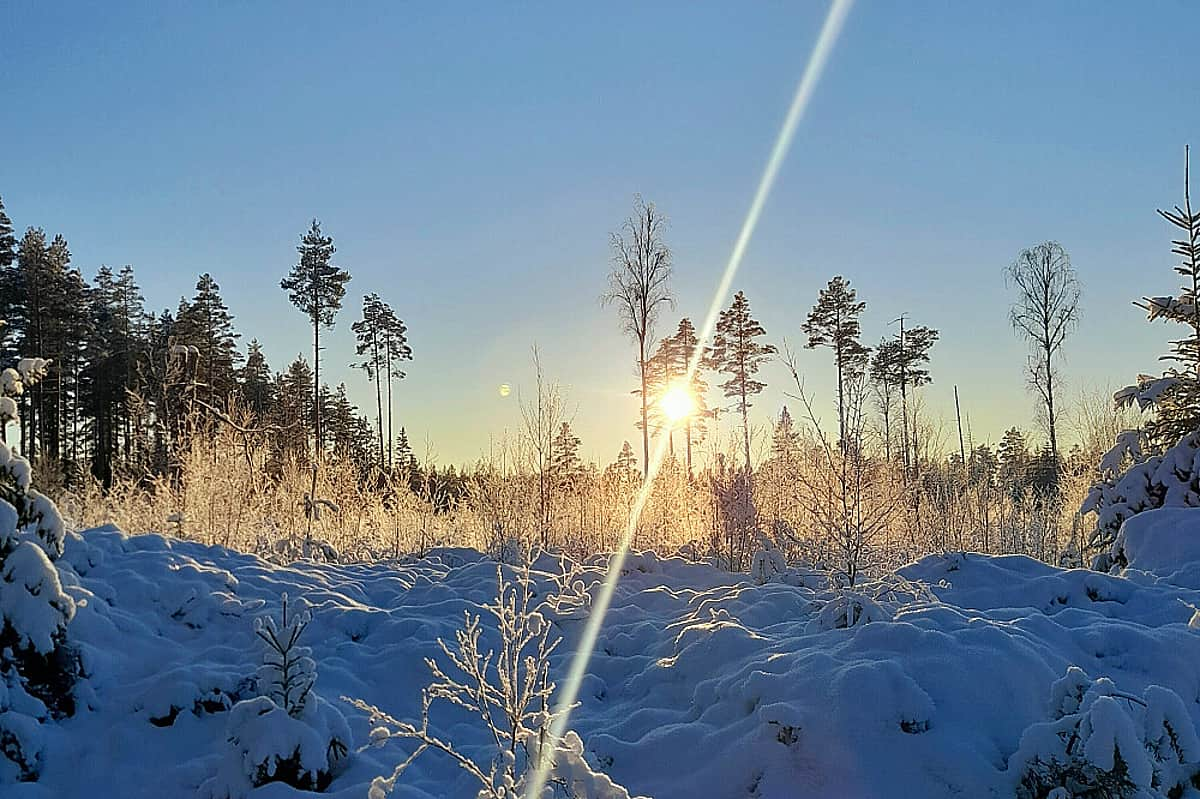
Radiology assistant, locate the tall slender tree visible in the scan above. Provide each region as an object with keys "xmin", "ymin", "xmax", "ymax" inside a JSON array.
[
  {"xmin": 382, "ymin": 306, "xmax": 413, "ymax": 468},
  {"xmin": 352, "ymin": 293, "xmax": 389, "ymax": 468},
  {"xmin": 281, "ymin": 220, "xmax": 350, "ymax": 453},
  {"xmin": 873, "ymin": 321, "xmax": 938, "ymax": 471},
  {"xmin": 803, "ymin": 276, "xmax": 869, "ymax": 452},
  {"xmin": 602, "ymin": 196, "xmax": 674, "ymax": 478},
  {"xmin": 705, "ymin": 291, "xmax": 776, "ymax": 472},
  {"xmin": 1005, "ymin": 241, "xmax": 1081, "ymax": 465}
]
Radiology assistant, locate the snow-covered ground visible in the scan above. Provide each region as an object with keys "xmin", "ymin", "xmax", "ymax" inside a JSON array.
[{"xmin": 16, "ymin": 509, "xmax": 1200, "ymax": 798}]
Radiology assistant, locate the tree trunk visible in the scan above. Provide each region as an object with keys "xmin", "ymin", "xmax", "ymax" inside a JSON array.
[
  {"xmin": 373, "ymin": 332, "xmax": 384, "ymax": 469},
  {"xmin": 639, "ymin": 337, "xmax": 649, "ymax": 479},
  {"xmin": 312, "ymin": 318, "xmax": 321, "ymax": 456}
]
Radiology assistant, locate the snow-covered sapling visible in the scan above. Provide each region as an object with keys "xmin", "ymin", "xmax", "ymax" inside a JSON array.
[
  {"xmin": 200, "ymin": 594, "xmax": 349, "ymax": 798},
  {"xmin": 254, "ymin": 593, "xmax": 315, "ymax": 717}
]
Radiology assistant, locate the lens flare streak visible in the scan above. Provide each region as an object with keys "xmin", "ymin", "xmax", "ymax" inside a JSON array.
[{"xmin": 523, "ymin": 2, "xmax": 854, "ymax": 795}]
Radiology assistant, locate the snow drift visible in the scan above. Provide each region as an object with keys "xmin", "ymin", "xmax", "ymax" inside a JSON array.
[{"xmin": 11, "ymin": 518, "xmax": 1200, "ymax": 798}]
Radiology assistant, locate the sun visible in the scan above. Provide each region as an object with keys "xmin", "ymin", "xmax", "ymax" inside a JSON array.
[{"xmin": 659, "ymin": 383, "xmax": 695, "ymax": 424}]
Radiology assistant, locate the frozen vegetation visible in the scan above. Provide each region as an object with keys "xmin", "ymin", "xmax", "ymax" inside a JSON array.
[{"xmin": 1, "ymin": 506, "xmax": 1199, "ymax": 797}]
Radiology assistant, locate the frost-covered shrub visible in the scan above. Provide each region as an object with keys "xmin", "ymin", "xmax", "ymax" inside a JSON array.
[
  {"xmin": 749, "ymin": 533, "xmax": 786, "ymax": 585},
  {"xmin": 1010, "ymin": 666, "xmax": 1200, "ymax": 799},
  {"xmin": 352, "ymin": 566, "xmax": 646, "ymax": 799},
  {"xmin": 201, "ymin": 595, "xmax": 349, "ymax": 798},
  {"xmin": 806, "ymin": 592, "xmax": 891, "ymax": 633},
  {"xmin": 1082, "ymin": 430, "xmax": 1200, "ymax": 569}
]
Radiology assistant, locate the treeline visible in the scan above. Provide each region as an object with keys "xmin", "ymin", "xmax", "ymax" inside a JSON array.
[{"xmin": 0, "ymin": 197, "xmax": 417, "ymax": 487}]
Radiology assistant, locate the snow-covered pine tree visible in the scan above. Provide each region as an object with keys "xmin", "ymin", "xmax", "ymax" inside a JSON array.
[
  {"xmin": 254, "ymin": 593, "xmax": 315, "ymax": 717},
  {"xmin": 202, "ymin": 594, "xmax": 349, "ymax": 798},
  {"xmin": 1010, "ymin": 666, "xmax": 1200, "ymax": 799},
  {"xmin": 1115, "ymin": 148, "xmax": 1200, "ymax": 447},
  {"xmin": 1084, "ymin": 149, "xmax": 1200, "ymax": 561},
  {"xmin": 0, "ymin": 354, "xmax": 76, "ymax": 782}
]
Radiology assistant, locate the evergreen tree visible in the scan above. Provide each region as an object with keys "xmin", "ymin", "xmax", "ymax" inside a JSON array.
[
  {"xmin": 997, "ymin": 427, "xmax": 1030, "ymax": 499},
  {"xmin": 704, "ymin": 291, "xmax": 775, "ymax": 472},
  {"xmin": 0, "ymin": 196, "xmax": 15, "ymax": 269},
  {"xmin": 803, "ymin": 276, "xmax": 869, "ymax": 452},
  {"xmin": 394, "ymin": 427, "xmax": 417, "ymax": 475},
  {"xmin": 382, "ymin": 305, "xmax": 413, "ymax": 468},
  {"xmin": 1117, "ymin": 148, "xmax": 1200, "ymax": 447},
  {"xmin": 873, "ymin": 322, "xmax": 939, "ymax": 471},
  {"xmin": 550, "ymin": 421, "xmax": 583, "ymax": 493},
  {"xmin": 608, "ymin": 440, "xmax": 639, "ymax": 484},
  {"xmin": 174, "ymin": 273, "xmax": 241, "ymax": 408},
  {"xmin": 652, "ymin": 317, "xmax": 712, "ymax": 477},
  {"xmin": 239, "ymin": 339, "xmax": 274, "ymax": 419},
  {"xmin": 770, "ymin": 405, "xmax": 801, "ymax": 462},
  {"xmin": 273, "ymin": 356, "xmax": 315, "ymax": 463},
  {"xmin": 280, "ymin": 220, "xmax": 350, "ymax": 453},
  {"xmin": 352, "ymin": 294, "xmax": 389, "ymax": 468},
  {"xmin": 967, "ymin": 444, "xmax": 998, "ymax": 488}
]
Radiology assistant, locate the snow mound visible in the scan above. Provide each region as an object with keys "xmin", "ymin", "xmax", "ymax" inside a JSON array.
[
  {"xmin": 1112, "ymin": 507, "xmax": 1200, "ymax": 585},
  {"xmin": 12, "ymin": 528, "xmax": 1200, "ymax": 798}
]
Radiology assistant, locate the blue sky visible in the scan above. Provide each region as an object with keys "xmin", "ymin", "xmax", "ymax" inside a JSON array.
[{"xmin": 2, "ymin": 1, "xmax": 1198, "ymax": 466}]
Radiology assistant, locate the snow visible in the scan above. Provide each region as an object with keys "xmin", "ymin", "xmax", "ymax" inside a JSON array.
[
  {"xmin": 1114, "ymin": 506, "xmax": 1200, "ymax": 582},
  {"xmin": 14, "ymin": 519, "xmax": 1200, "ymax": 797}
]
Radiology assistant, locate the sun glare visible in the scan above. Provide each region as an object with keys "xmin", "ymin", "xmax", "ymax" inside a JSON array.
[{"xmin": 660, "ymin": 383, "xmax": 695, "ymax": 423}]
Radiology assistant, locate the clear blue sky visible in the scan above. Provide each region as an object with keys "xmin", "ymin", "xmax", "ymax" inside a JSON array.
[{"xmin": 2, "ymin": 2, "xmax": 1197, "ymax": 466}]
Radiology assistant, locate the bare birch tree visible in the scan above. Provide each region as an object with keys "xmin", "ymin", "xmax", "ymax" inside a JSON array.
[
  {"xmin": 602, "ymin": 196, "xmax": 674, "ymax": 478},
  {"xmin": 1005, "ymin": 241, "xmax": 1081, "ymax": 464}
]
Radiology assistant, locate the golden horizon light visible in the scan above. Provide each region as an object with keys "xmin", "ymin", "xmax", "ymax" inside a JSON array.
[{"xmin": 660, "ymin": 383, "xmax": 695, "ymax": 424}]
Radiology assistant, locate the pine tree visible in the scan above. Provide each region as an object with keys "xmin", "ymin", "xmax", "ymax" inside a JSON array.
[
  {"xmin": 704, "ymin": 291, "xmax": 775, "ymax": 472},
  {"xmin": 352, "ymin": 294, "xmax": 388, "ymax": 468},
  {"xmin": 650, "ymin": 317, "xmax": 712, "ymax": 478},
  {"xmin": 997, "ymin": 427, "xmax": 1030, "ymax": 499},
  {"xmin": 382, "ymin": 306, "xmax": 412, "ymax": 468},
  {"xmin": 770, "ymin": 405, "xmax": 801, "ymax": 462},
  {"xmin": 803, "ymin": 276, "xmax": 869, "ymax": 452},
  {"xmin": 273, "ymin": 356, "xmax": 315, "ymax": 463},
  {"xmin": 280, "ymin": 220, "xmax": 350, "ymax": 454},
  {"xmin": 1117, "ymin": 148, "xmax": 1200, "ymax": 447},
  {"xmin": 394, "ymin": 427, "xmax": 417, "ymax": 475},
  {"xmin": 174, "ymin": 273, "xmax": 241, "ymax": 409},
  {"xmin": 239, "ymin": 339, "xmax": 274, "ymax": 419},
  {"xmin": 550, "ymin": 421, "xmax": 583, "ymax": 493},
  {"xmin": 609, "ymin": 440, "xmax": 639, "ymax": 484},
  {"xmin": 873, "ymin": 321, "xmax": 939, "ymax": 471},
  {"xmin": 0, "ymin": 196, "xmax": 15, "ymax": 270}
]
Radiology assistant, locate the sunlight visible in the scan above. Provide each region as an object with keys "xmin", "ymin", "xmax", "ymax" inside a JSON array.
[
  {"xmin": 660, "ymin": 383, "xmax": 695, "ymax": 424},
  {"xmin": 523, "ymin": 1, "xmax": 856, "ymax": 796}
]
